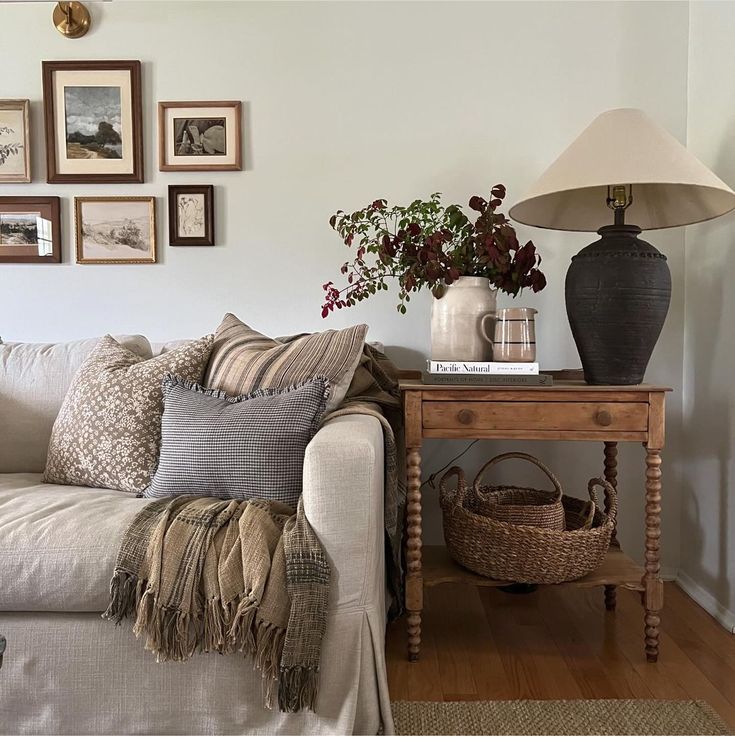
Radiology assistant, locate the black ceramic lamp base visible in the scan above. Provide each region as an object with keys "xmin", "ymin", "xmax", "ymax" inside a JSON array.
[{"xmin": 565, "ymin": 224, "xmax": 672, "ymax": 386}]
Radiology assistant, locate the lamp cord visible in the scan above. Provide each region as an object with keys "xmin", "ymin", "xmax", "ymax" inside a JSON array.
[{"xmin": 422, "ymin": 439, "xmax": 480, "ymax": 488}]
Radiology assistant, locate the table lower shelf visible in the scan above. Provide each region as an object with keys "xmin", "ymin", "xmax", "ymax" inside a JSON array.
[{"xmin": 422, "ymin": 544, "xmax": 645, "ymax": 591}]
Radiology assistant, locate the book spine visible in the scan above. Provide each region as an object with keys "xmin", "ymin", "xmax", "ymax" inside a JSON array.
[
  {"xmin": 427, "ymin": 360, "xmax": 539, "ymax": 375},
  {"xmin": 422, "ymin": 373, "xmax": 553, "ymax": 386}
]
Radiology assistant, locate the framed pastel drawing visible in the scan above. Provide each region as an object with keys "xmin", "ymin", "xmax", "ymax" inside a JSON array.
[
  {"xmin": 0, "ymin": 100, "xmax": 31, "ymax": 183},
  {"xmin": 42, "ymin": 60, "xmax": 143, "ymax": 183},
  {"xmin": 0, "ymin": 196, "xmax": 61, "ymax": 263},
  {"xmin": 75, "ymin": 196, "xmax": 156, "ymax": 264},
  {"xmin": 168, "ymin": 185, "xmax": 214, "ymax": 246},
  {"xmin": 159, "ymin": 101, "xmax": 241, "ymax": 171}
]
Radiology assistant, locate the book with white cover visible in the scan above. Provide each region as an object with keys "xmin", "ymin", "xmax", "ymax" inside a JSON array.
[{"xmin": 427, "ymin": 360, "xmax": 539, "ymax": 375}]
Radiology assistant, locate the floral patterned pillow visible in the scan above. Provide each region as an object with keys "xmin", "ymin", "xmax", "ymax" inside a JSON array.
[{"xmin": 43, "ymin": 334, "xmax": 213, "ymax": 493}]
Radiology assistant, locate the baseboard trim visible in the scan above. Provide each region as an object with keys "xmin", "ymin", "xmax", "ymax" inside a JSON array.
[{"xmin": 676, "ymin": 570, "xmax": 735, "ymax": 634}]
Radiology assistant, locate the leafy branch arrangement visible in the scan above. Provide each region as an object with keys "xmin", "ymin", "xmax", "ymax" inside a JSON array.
[
  {"xmin": 322, "ymin": 185, "xmax": 546, "ymax": 317},
  {"xmin": 0, "ymin": 125, "xmax": 23, "ymax": 168}
]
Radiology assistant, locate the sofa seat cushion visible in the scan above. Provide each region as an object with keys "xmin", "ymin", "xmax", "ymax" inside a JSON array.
[{"xmin": 0, "ymin": 474, "xmax": 153, "ymax": 612}]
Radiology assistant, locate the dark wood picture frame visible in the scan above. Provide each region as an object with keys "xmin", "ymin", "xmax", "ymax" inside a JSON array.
[
  {"xmin": 42, "ymin": 60, "xmax": 144, "ymax": 184},
  {"xmin": 158, "ymin": 100, "xmax": 242, "ymax": 172},
  {"xmin": 0, "ymin": 196, "xmax": 61, "ymax": 263},
  {"xmin": 168, "ymin": 185, "xmax": 214, "ymax": 246}
]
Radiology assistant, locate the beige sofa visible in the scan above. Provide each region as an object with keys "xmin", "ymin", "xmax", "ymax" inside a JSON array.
[{"xmin": 0, "ymin": 336, "xmax": 394, "ymax": 735}]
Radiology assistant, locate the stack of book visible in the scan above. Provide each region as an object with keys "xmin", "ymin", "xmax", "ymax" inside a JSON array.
[{"xmin": 423, "ymin": 359, "xmax": 553, "ymax": 386}]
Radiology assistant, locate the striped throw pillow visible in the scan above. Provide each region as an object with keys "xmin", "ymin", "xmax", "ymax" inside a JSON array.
[
  {"xmin": 204, "ymin": 313, "xmax": 367, "ymax": 413},
  {"xmin": 143, "ymin": 375, "xmax": 330, "ymax": 506}
]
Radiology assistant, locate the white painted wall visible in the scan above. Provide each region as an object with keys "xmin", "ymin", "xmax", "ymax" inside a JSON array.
[
  {"xmin": 682, "ymin": 0, "xmax": 735, "ymax": 631},
  {"xmin": 0, "ymin": 2, "xmax": 691, "ymax": 572}
]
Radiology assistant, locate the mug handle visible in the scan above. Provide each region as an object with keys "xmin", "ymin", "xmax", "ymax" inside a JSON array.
[{"xmin": 480, "ymin": 313, "xmax": 495, "ymax": 345}]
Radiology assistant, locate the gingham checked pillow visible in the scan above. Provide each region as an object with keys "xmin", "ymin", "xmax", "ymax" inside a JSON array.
[{"xmin": 143, "ymin": 375, "xmax": 329, "ymax": 506}]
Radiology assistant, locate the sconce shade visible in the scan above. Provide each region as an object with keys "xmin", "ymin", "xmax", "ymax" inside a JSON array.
[{"xmin": 509, "ymin": 108, "xmax": 735, "ymax": 231}]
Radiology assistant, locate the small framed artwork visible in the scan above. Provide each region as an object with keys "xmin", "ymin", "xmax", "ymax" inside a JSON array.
[
  {"xmin": 168, "ymin": 185, "xmax": 214, "ymax": 246},
  {"xmin": 0, "ymin": 100, "xmax": 31, "ymax": 183},
  {"xmin": 42, "ymin": 60, "xmax": 143, "ymax": 183},
  {"xmin": 0, "ymin": 196, "xmax": 61, "ymax": 263},
  {"xmin": 75, "ymin": 196, "xmax": 156, "ymax": 264},
  {"xmin": 159, "ymin": 101, "xmax": 241, "ymax": 172}
]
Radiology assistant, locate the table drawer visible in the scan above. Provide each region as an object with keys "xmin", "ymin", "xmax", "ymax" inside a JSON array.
[{"xmin": 422, "ymin": 401, "xmax": 649, "ymax": 432}]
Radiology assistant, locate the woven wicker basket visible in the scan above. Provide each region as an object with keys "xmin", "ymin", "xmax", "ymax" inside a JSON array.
[
  {"xmin": 469, "ymin": 452, "xmax": 565, "ymax": 531},
  {"xmin": 439, "ymin": 458, "xmax": 617, "ymax": 584}
]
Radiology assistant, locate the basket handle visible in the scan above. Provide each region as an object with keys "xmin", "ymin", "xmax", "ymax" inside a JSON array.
[
  {"xmin": 472, "ymin": 452, "xmax": 563, "ymax": 502},
  {"xmin": 587, "ymin": 477, "xmax": 618, "ymax": 526},
  {"xmin": 439, "ymin": 466, "xmax": 467, "ymax": 512}
]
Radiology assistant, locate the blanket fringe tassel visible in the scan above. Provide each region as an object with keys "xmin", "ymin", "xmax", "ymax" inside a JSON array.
[{"xmin": 277, "ymin": 665, "xmax": 320, "ymax": 713}]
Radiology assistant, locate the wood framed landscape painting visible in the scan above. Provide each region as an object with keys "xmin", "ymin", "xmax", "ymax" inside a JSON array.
[
  {"xmin": 75, "ymin": 196, "xmax": 156, "ymax": 264},
  {"xmin": 0, "ymin": 196, "xmax": 61, "ymax": 263},
  {"xmin": 159, "ymin": 101, "xmax": 241, "ymax": 171},
  {"xmin": 168, "ymin": 185, "xmax": 214, "ymax": 246},
  {"xmin": 42, "ymin": 61, "xmax": 143, "ymax": 183},
  {"xmin": 0, "ymin": 100, "xmax": 31, "ymax": 183}
]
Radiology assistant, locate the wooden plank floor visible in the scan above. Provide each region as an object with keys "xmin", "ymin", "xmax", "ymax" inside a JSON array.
[{"xmin": 386, "ymin": 582, "xmax": 735, "ymax": 730}]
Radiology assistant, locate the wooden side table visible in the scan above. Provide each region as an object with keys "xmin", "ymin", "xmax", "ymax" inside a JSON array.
[{"xmin": 399, "ymin": 377, "xmax": 670, "ymax": 663}]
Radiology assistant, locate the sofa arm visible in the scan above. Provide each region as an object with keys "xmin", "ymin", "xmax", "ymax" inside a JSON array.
[{"xmin": 302, "ymin": 413, "xmax": 385, "ymax": 610}]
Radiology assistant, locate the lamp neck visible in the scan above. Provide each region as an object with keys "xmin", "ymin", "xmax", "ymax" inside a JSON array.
[{"xmin": 597, "ymin": 223, "xmax": 642, "ymax": 238}]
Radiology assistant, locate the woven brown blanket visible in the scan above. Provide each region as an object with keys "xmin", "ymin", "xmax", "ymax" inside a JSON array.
[{"xmin": 103, "ymin": 496, "xmax": 329, "ymax": 713}]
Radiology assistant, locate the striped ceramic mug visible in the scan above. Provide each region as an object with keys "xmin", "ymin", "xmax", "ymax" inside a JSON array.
[{"xmin": 481, "ymin": 307, "xmax": 537, "ymax": 362}]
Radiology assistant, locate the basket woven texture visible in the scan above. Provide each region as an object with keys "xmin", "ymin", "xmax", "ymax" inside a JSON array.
[
  {"xmin": 470, "ymin": 452, "xmax": 565, "ymax": 531},
  {"xmin": 439, "ymin": 452, "xmax": 617, "ymax": 584}
]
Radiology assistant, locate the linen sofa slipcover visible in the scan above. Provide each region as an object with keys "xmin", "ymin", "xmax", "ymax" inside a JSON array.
[{"xmin": 0, "ymin": 337, "xmax": 393, "ymax": 734}]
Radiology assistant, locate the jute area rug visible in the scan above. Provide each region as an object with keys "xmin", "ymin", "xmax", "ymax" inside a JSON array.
[{"xmin": 391, "ymin": 699, "xmax": 731, "ymax": 736}]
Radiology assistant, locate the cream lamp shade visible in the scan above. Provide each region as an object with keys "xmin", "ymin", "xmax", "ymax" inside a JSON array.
[{"xmin": 509, "ymin": 108, "xmax": 735, "ymax": 231}]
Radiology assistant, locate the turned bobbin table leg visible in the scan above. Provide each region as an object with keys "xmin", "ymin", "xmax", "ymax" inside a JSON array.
[
  {"xmin": 405, "ymin": 446, "xmax": 423, "ymax": 661},
  {"xmin": 643, "ymin": 445, "xmax": 664, "ymax": 662},
  {"xmin": 603, "ymin": 441, "xmax": 619, "ymax": 611}
]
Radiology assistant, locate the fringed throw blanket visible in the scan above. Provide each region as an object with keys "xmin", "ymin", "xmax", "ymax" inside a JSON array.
[{"xmin": 103, "ymin": 496, "xmax": 329, "ymax": 713}]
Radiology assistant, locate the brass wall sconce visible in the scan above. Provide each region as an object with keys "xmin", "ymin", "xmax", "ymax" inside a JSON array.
[{"xmin": 53, "ymin": 2, "xmax": 91, "ymax": 39}]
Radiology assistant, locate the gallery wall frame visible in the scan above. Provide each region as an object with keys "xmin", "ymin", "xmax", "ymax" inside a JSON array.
[
  {"xmin": 159, "ymin": 100, "xmax": 242, "ymax": 172},
  {"xmin": 0, "ymin": 196, "xmax": 61, "ymax": 263},
  {"xmin": 42, "ymin": 60, "xmax": 144, "ymax": 184},
  {"xmin": 0, "ymin": 99, "xmax": 31, "ymax": 183},
  {"xmin": 168, "ymin": 184, "xmax": 214, "ymax": 246},
  {"xmin": 75, "ymin": 196, "xmax": 156, "ymax": 264}
]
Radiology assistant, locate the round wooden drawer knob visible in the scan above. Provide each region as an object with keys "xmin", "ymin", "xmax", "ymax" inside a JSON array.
[
  {"xmin": 595, "ymin": 410, "xmax": 613, "ymax": 426},
  {"xmin": 457, "ymin": 409, "xmax": 475, "ymax": 425}
]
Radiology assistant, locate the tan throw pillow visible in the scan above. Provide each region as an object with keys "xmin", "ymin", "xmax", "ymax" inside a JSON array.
[
  {"xmin": 44, "ymin": 334, "xmax": 213, "ymax": 493},
  {"xmin": 204, "ymin": 313, "xmax": 367, "ymax": 412}
]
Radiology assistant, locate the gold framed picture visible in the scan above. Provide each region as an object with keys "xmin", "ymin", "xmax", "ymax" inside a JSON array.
[
  {"xmin": 42, "ymin": 60, "xmax": 144, "ymax": 184},
  {"xmin": 158, "ymin": 100, "xmax": 242, "ymax": 172},
  {"xmin": 75, "ymin": 196, "xmax": 156, "ymax": 264},
  {"xmin": 0, "ymin": 100, "xmax": 31, "ymax": 183}
]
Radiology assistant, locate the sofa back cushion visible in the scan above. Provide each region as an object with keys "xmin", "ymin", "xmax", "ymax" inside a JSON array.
[{"xmin": 0, "ymin": 335, "xmax": 152, "ymax": 473}]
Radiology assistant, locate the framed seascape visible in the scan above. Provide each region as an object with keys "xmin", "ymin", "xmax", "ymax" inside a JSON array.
[
  {"xmin": 0, "ymin": 196, "xmax": 61, "ymax": 263},
  {"xmin": 159, "ymin": 101, "xmax": 241, "ymax": 171},
  {"xmin": 42, "ymin": 61, "xmax": 143, "ymax": 183},
  {"xmin": 0, "ymin": 100, "xmax": 31, "ymax": 183},
  {"xmin": 75, "ymin": 196, "xmax": 156, "ymax": 264}
]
